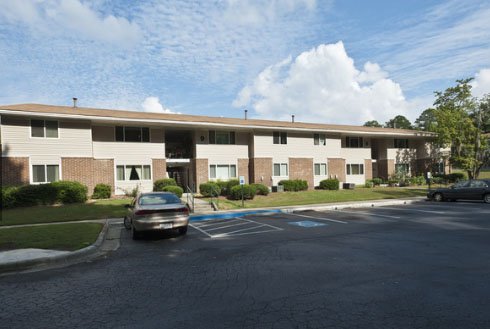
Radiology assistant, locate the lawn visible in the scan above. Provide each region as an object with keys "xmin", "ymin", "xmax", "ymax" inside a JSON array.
[
  {"xmin": 0, "ymin": 198, "xmax": 131, "ymax": 227},
  {"xmin": 0, "ymin": 222, "xmax": 103, "ymax": 251},
  {"xmin": 208, "ymin": 187, "xmax": 427, "ymax": 210}
]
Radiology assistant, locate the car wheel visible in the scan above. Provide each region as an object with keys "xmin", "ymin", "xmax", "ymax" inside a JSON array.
[
  {"xmin": 484, "ymin": 194, "xmax": 490, "ymax": 204},
  {"xmin": 178, "ymin": 226, "xmax": 188, "ymax": 235},
  {"xmin": 132, "ymin": 226, "xmax": 141, "ymax": 240},
  {"xmin": 123, "ymin": 216, "xmax": 132, "ymax": 230},
  {"xmin": 433, "ymin": 193, "xmax": 444, "ymax": 202}
]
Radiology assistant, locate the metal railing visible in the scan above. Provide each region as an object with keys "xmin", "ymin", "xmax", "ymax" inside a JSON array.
[{"xmin": 185, "ymin": 185, "xmax": 195, "ymax": 213}]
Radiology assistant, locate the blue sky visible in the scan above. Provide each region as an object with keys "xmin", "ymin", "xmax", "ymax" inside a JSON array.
[{"xmin": 1, "ymin": 0, "xmax": 489, "ymax": 125}]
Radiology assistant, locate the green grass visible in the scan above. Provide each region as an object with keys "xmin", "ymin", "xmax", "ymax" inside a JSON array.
[
  {"xmin": 478, "ymin": 170, "xmax": 490, "ymax": 179},
  {"xmin": 207, "ymin": 187, "xmax": 427, "ymax": 210},
  {"xmin": 0, "ymin": 223, "xmax": 103, "ymax": 251},
  {"xmin": 0, "ymin": 198, "xmax": 131, "ymax": 227}
]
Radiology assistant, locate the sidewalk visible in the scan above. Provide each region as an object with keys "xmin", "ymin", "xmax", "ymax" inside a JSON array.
[{"xmin": 0, "ymin": 197, "xmax": 426, "ymax": 274}]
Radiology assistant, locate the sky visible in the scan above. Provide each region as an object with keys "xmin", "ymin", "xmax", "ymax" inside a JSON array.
[{"xmin": 0, "ymin": 0, "xmax": 489, "ymax": 125}]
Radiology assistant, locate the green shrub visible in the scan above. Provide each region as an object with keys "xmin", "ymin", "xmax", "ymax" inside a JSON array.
[
  {"xmin": 319, "ymin": 179, "xmax": 339, "ymax": 190},
  {"xmin": 162, "ymin": 185, "xmax": 184, "ymax": 198},
  {"xmin": 278, "ymin": 179, "xmax": 308, "ymax": 191},
  {"xmin": 1, "ymin": 186, "xmax": 19, "ymax": 209},
  {"xmin": 388, "ymin": 179, "xmax": 399, "ymax": 186},
  {"xmin": 365, "ymin": 180, "xmax": 374, "ymax": 188},
  {"xmin": 251, "ymin": 183, "xmax": 269, "ymax": 196},
  {"xmin": 92, "ymin": 183, "xmax": 111, "ymax": 199},
  {"xmin": 216, "ymin": 180, "xmax": 228, "ymax": 195},
  {"xmin": 16, "ymin": 184, "xmax": 59, "ymax": 206},
  {"xmin": 372, "ymin": 177, "xmax": 383, "ymax": 186},
  {"xmin": 51, "ymin": 181, "xmax": 88, "ymax": 204},
  {"xmin": 228, "ymin": 184, "xmax": 256, "ymax": 200},
  {"xmin": 153, "ymin": 178, "xmax": 177, "ymax": 191},
  {"xmin": 199, "ymin": 182, "xmax": 220, "ymax": 197},
  {"xmin": 215, "ymin": 179, "xmax": 241, "ymax": 196},
  {"xmin": 409, "ymin": 175, "xmax": 425, "ymax": 186}
]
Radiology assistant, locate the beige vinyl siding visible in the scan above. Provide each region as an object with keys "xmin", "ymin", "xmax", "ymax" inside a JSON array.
[
  {"xmin": 195, "ymin": 130, "xmax": 249, "ymax": 163},
  {"xmin": 1, "ymin": 115, "xmax": 92, "ymax": 157}
]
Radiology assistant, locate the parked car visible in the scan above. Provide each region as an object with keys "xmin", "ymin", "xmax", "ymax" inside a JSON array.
[
  {"xmin": 124, "ymin": 192, "xmax": 190, "ymax": 240},
  {"xmin": 427, "ymin": 179, "xmax": 490, "ymax": 203}
]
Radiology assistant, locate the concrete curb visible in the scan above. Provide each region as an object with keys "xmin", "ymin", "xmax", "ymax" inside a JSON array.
[{"xmin": 0, "ymin": 220, "xmax": 110, "ymax": 274}]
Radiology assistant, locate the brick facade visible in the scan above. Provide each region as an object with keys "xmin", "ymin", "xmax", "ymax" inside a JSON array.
[
  {"xmin": 152, "ymin": 159, "xmax": 167, "ymax": 181},
  {"xmin": 237, "ymin": 158, "xmax": 249, "ymax": 184},
  {"xmin": 194, "ymin": 158, "xmax": 208, "ymax": 190},
  {"xmin": 61, "ymin": 158, "xmax": 114, "ymax": 195},
  {"xmin": 327, "ymin": 158, "xmax": 346, "ymax": 182},
  {"xmin": 364, "ymin": 159, "xmax": 373, "ymax": 181},
  {"xmin": 289, "ymin": 157, "xmax": 314, "ymax": 190},
  {"xmin": 1, "ymin": 157, "xmax": 29, "ymax": 186},
  {"xmin": 250, "ymin": 157, "xmax": 273, "ymax": 187},
  {"xmin": 378, "ymin": 159, "xmax": 395, "ymax": 180},
  {"xmin": 92, "ymin": 159, "xmax": 114, "ymax": 193}
]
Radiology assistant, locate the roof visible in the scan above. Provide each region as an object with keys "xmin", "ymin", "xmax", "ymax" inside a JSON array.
[{"xmin": 0, "ymin": 103, "xmax": 435, "ymax": 137}]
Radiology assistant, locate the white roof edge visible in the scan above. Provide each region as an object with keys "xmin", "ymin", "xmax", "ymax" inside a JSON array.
[{"xmin": 0, "ymin": 109, "xmax": 435, "ymax": 138}]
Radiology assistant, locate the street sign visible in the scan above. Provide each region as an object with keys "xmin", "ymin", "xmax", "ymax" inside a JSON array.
[
  {"xmin": 239, "ymin": 176, "xmax": 245, "ymax": 185},
  {"xmin": 426, "ymin": 172, "xmax": 432, "ymax": 179}
]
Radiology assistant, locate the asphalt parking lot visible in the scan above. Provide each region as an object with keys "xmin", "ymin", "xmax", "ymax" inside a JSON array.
[{"xmin": 1, "ymin": 201, "xmax": 490, "ymax": 329}]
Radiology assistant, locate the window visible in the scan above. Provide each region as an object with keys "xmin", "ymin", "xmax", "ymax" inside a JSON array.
[
  {"xmin": 314, "ymin": 163, "xmax": 327, "ymax": 176},
  {"xmin": 470, "ymin": 180, "xmax": 487, "ymax": 188},
  {"xmin": 116, "ymin": 165, "xmax": 151, "ymax": 181},
  {"xmin": 31, "ymin": 120, "xmax": 58, "ymax": 138},
  {"xmin": 209, "ymin": 164, "xmax": 237, "ymax": 179},
  {"xmin": 394, "ymin": 138, "xmax": 409, "ymax": 148},
  {"xmin": 273, "ymin": 163, "xmax": 288, "ymax": 176},
  {"xmin": 395, "ymin": 163, "xmax": 410, "ymax": 175},
  {"xmin": 314, "ymin": 134, "xmax": 326, "ymax": 146},
  {"xmin": 346, "ymin": 164, "xmax": 364, "ymax": 175},
  {"xmin": 32, "ymin": 164, "xmax": 59, "ymax": 183},
  {"xmin": 115, "ymin": 126, "xmax": 150, "ymax": 142},
  {"xmin": 345, "ymin": 136, "xmax": 363, "ymax": 148},
  {"xmin": 273, "ymin": 132, "xmax": 287, "ymax": 144},
  {"xmin": 209, "ymin": 130, "xmax": 235, "ymax": 144},
  {"xmin": 432, "ymin": 162, "xmax": 445, "ymax": 174}
]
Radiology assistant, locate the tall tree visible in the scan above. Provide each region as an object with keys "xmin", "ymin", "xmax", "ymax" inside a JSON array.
[
  {"xmin": 414, "ymin": 108, "xmax": 437, "ymax": 131},
  {"xmin": 385, "ymin": 115, "xmax": 413, "ymax": 129},
  {"xmin": 363, "ymin": 120, "xmax": 382, "ymax": 127}
]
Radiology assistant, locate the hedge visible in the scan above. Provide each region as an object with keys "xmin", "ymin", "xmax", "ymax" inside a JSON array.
[
  {"xmin": 199, "ymin": 182, "xmax": 220, "ymax": 197},
  {"xmin": 161, "ymin": 185, "xmax": 184, "ymax": 198},
  {"xmin": 372, "ymin": 177, "xmax": 383, "ymax": 186},
  {"xmin": 153, "ymin": 178, "xmax": 177, "ymax": 191},
  {"xmin": 433, "ymin": 173, "xmax": 466, "ymax": 183},
  {"xmin": 251, "ymin": 183, "xmax": 269, "ymax": 196},
  {"xmin": 215, "ymin": 179, "xmax": 240, "ymax": 196},
  {"xmin": 365, "ymin": 180, "xmax": 374, "ymax": 188},
  {"xmin": 319, "ymin": 179, "xmax": 339, "ymax": 190},
  {"xmin": 278, "ymin": 179, "xmax": 308, "ymax": 191},
  {"xmin": 92, "ymin": 183, "xmax": 111, "ymax": 199},
  {"xmin": 228, "ymin": 184, "xmax": 256, "ymax": 200}
]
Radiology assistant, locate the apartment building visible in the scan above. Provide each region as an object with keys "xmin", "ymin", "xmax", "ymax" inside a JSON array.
[{"xmin": 0, "ymin": 104, "xmax": 439, "ymax": 195}]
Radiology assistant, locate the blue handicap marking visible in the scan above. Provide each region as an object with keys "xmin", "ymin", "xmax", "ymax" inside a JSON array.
[{"xmin": 288, "ymin": 220, "xmax": 327, "ymax": 228}]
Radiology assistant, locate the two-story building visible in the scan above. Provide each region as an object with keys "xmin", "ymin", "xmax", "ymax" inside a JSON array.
[{"xmin": 0, "ymin": 104, "xmax": 440, "ymax": 195}]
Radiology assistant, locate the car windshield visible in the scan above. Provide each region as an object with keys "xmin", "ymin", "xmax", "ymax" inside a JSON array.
[{"xmin": 138, "ymin": 194, "xmax": 181, "ymax": 206}]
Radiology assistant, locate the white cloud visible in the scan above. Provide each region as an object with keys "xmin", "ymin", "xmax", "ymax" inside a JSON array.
[
  {"xmin": 141, "ymin": 97, "xmax": 175, "ymax": 113},
  {"xmin": 472, "ymin": 68, "xmax": 490, "ymax": 98},
  {"xmin": 0, "ymin": 0, "xmax": 141, "ymax": 47},
  {"xmin": 234, "ymin": 42, "xmax": 411, "ymax": 125}
]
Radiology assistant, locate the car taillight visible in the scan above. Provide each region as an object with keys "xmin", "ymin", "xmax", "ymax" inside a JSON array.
[
  {"xmin": 135, "ymin": 209, "xmax": 153, "ymax": 216},
  {"xmin": 178, "ymin": 207, "xmax": 189, "ymax": 215}
]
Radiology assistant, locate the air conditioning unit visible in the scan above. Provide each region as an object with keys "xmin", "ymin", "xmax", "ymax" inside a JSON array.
[
  {"xmin": 343, "ymin": 183, "xmax": 355, "ymax": 189},
  {"xmin": 272, "ymin": 185, "xmax": 284, "ymax": 192}
]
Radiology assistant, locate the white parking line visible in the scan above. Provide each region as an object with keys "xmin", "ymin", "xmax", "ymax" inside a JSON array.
[
  {"xmin": 205, "ymin": 221, "xmax": 249, "ymax": 231},
  {"xmin": 189, "ymin": 223, "xmax": 214, "ymax": 238},
  {"xmin": 291, "ymin": 213, "xmax": 348, "ymax": 224},
  {"xmin": 190, "ymin": 217, "xmax": 282, "ymax": 238},
  {"xmin": 376, "ymin": 207, "xmax": 445, "ymax": 215},
  {"xmin": 326, "ymin": 209, "xmax": 401, "ymax": 219}
]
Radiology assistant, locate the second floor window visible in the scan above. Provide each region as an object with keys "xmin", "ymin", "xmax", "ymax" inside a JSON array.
[
  {"xmin": 394, "ymin": 138, "xmax": 409, "ymax": 148},
  {"xmin": 31, "ymin": 120, "xmax": 58, "ymax": 138},
  {"xmin": 273, "ymin": 132, "xmax": 287, "ymax": 144},
  {"xmin": 115, "ymin": 126, "xmax": 150, "ymax": 142},
  {"xmin": 345, "ymin": 136, "xmax": 363, "ymax": 148},
  {"xmin": 209, "ymin": 130, "xmax": 235, "ymax": 144},
  {"xmin": 314, "ymin": 134, "xmax": 326, "ymax": 146}
]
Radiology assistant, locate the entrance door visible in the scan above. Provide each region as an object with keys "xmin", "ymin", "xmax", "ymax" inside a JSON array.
[{"xmin": 167, "ymin": 165, "xmax": 190, "ymax": 188}]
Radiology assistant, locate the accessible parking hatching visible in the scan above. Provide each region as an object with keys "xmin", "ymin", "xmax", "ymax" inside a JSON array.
[{"xmin": 189, "ymin": 217, "xmax": 283, "ymax": 238}]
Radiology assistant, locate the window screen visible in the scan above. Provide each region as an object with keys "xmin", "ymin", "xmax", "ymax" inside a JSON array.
[
  {"xmin": 31, "ymin": 120, "xmax": 45, "ymax": 137},
  {"xmin": 45, "ymin": 121, "xmax": 58, "ymax": 138},
  {"xmin": 32, "ymin": 165, "xmax": 46, "ymax": 182}
]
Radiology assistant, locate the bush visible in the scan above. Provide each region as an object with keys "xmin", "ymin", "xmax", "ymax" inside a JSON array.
[
  {"xmin": 388, "ymin": 179, "xmax": 399, "ymax": 187},
  {"xmin": 199, "ymin": 182, "xmax": 220, "ymax": 197},
  {"xmin": 372, "ymin": 177, "xmax": 383, "ymax": 186},
  {"xmin": 16, "ymin": 184, "xmax": 59, "ymax": 206},
  {"xmin": 409, "ymin": 175, "xmax": 425, "ymax": 186},
  {"xmin": 92, "ymin": 183, "xmax": 111, "ymax": 199},
  {"xmin": 319, "ymin": 179, "xmax": 339, "ymax": 190},
  {"xmin": 251, "ymin": 183, "xmax": 269, "ymax": 196},
  {"xmin": 153, "ymin": 178, "xmax": 177, "ymax": 191},
  {"xmin": 162, "ymin": 185, "xmax": 184, "ymax": 198},
  {"xmin": 365, "ymin": 180, "xmax": 374, "ymax": 188},
  {"xmin": 278, "ymin": 179, "xmax": 308, "ymax": 191},
  {"xmin": 51, "ymin": 181, "xmax": 88, "ymax": 204},
  {"xmin": 1, "ymin": 186, "xmax": 19, "ymax": 209},
  {"xmin": 228, "ymin": 184, "xmax": 256, "ymax": 200}
]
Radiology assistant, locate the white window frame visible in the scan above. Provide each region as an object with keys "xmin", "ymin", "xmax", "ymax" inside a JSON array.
[
  {"xmin": 30, "ymin": 119, "xmax": 59, "ymax": 139},
  {"xmin": 115, "ymin": 126, "xmax": 151, "ymax": 143},
  {"xmin": 346, "ymin": 164, "xmax": 364, "ymax": 175},
  {"xmin": 345, "ymin": 136, "xmax": 363, "ymax": 148},
  {"xmin": 115, "ymin": 164, "xmax": 152, "ymax": 181},
  {"xmin": 29, "ymin": 161, "xmax": 62, "ymax": 184},
  {"xmin": 314, "ymin": 163, "xmax": 327, "ymax": 176},
  {"xmin": 314, "ymin": 134, "xmax": 326, "ymax": 146},
  {"xmin": 209, "ymin": 164, "xmax": 237, "ymax": 180},
  {"xmin": 273, "ymin": 163, "xmax": 288, "ymax": 177},
  {"xmin": 273, "ymin": 132, "xmax": 288, "ymax": 145},
  {"xmin": 208, "ymin": 130, "xmax": 236, "ymax": 145}
]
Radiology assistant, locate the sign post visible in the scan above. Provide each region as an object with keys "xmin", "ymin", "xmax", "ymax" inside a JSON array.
[
  {"xmin": 239, "ymin": 176, "xmax": 245, "ymax": 208},
  {"xmin": 426, "ymin": 171, "xmax": 432, "ymax": 191}
]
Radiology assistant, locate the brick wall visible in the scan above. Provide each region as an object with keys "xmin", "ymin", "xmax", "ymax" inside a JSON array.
[
  {"xmin": 377, "ymin": 159, "xmax": 395, "ymax": 180},
  {"xmin": 328, "ymin": 158, "xmax": 346, "ymax": 182},
  {"xmin": 250, "ymin": 158, "xmax": 273, "ymax": 187},
  {"xmin": 237, "ymin": 158, "xmax": 249, "ymax": 184},
  {"xmin": 289, "ymin": 157, "xmax": 314, "ymax": 190},
  {"xmin": 152, "ymin": 159, "xmax": 166, "ymax": 181},
  {"xmin": 62, "ymin": 158, "xmax": 114, "ymax": 195},
  {"xmin": 1, "ymin": 157, "xmax": 29, "ymax": 186},
  {"xmin": 194, "ymin": 158, "xmax": 208, "ymax": 190},
  {"xmin": 364, "ymin": 159, "xmax": 373, "ymax": 180},
  {"xmin": 92, "ymin": 159, "xmax": 114, "ymax": 193}
]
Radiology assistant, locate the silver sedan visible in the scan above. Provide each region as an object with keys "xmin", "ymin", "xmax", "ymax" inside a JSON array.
[{"xmin": 124, "ymin": 192, "xmax": 190, "ymax": 240}]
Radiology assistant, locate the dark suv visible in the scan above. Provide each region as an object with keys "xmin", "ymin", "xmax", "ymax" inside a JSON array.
[{"xmin": 427, "ymin": 179, "xmax": 490, "ymax": 203}]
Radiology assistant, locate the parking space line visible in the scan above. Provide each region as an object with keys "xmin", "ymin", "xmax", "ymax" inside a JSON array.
[
  {"xmin": 291, "ymin": 213, "xmax": 348, "ymax": 224},
  {"xmin": 326, "ymin": 209, "xmax": 401, "ymax": 219},
  {"xmin": 205, "ymin": 221, "xmax": 249, "ymax": 231},
  {"xmin": 376, "ymin": 207, "xmax": 445, "ymax": 214},
  {"xmin": 216, "ymin": 224, "xmax": 267, "ymax": 235},
  {"xmin": 192, "ymin": 220, "xmax": 233, "ymax": 228},
  {"xmin": 190, "ymin": 217, "xmax": 283, "ymax": 238},
  {"xmin": 189, "ymin": 223, "xmax": 214, "ymax": 238},
  {"xmin": 213, "ymin": 229, "xmax": 282, "ymax": 238},
  {"xmin": 239, "ymin": 217, "xmax": 285, "ymax": 230}
]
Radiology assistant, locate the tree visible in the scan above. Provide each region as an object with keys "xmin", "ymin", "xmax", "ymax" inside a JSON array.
[
  {"xmin": 414, "ymin": 108, "xmax": 437, "ymax": 131},
  {"xmin": 385, "ymin": 115, "xmax": 413, "ymax": 129},
  {"xmin": 432, "ymin": 78, "xmax": 489, "ymax": 179},
  {"xmin": 363, "ymin": 120, "xmax": 382, "ymax": 127}
]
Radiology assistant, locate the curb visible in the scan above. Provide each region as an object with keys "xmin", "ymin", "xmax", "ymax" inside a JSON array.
[{"xmin": 0, "ymin": 220, "xmax": 110, "ymax": 274}]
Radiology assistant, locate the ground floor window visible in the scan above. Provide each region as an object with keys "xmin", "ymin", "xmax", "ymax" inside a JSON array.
[
  {"xmin": 209, "ymin": 164, "xmax": 237, "ymax": 180},
  {"xmin": 273, "ymin": 163, "xmax": 288, "ymax": 176},
  {"xmin": 314, "ymin": 163, "xmax": 327, "ymax": 176},
  {"xmin": 32, "ymin": 164, "xmax": 59, "ymax": 183},
  {"xmin": 432, "ymin": 162, "xmax": 444, "ymax": 174},
  {"xmin": 346, "ymin": 164, "xmax": 364, "ymax": 175},
  {"xmin": 395, "ymin": 163, "xmax": 410, "ymax": 175},
  {"xmin": 116, "ymin": 165, "xmax": 151, "ymax": 181}
]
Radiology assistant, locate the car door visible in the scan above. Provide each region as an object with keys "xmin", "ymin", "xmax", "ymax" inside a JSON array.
[
  {"xmin": 445, "ymin": 180, "xmax": 470, "ymax": 200},
  {"xmin": 467, "ymin": 180, "xmax": 488, "ymax": 200}
]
